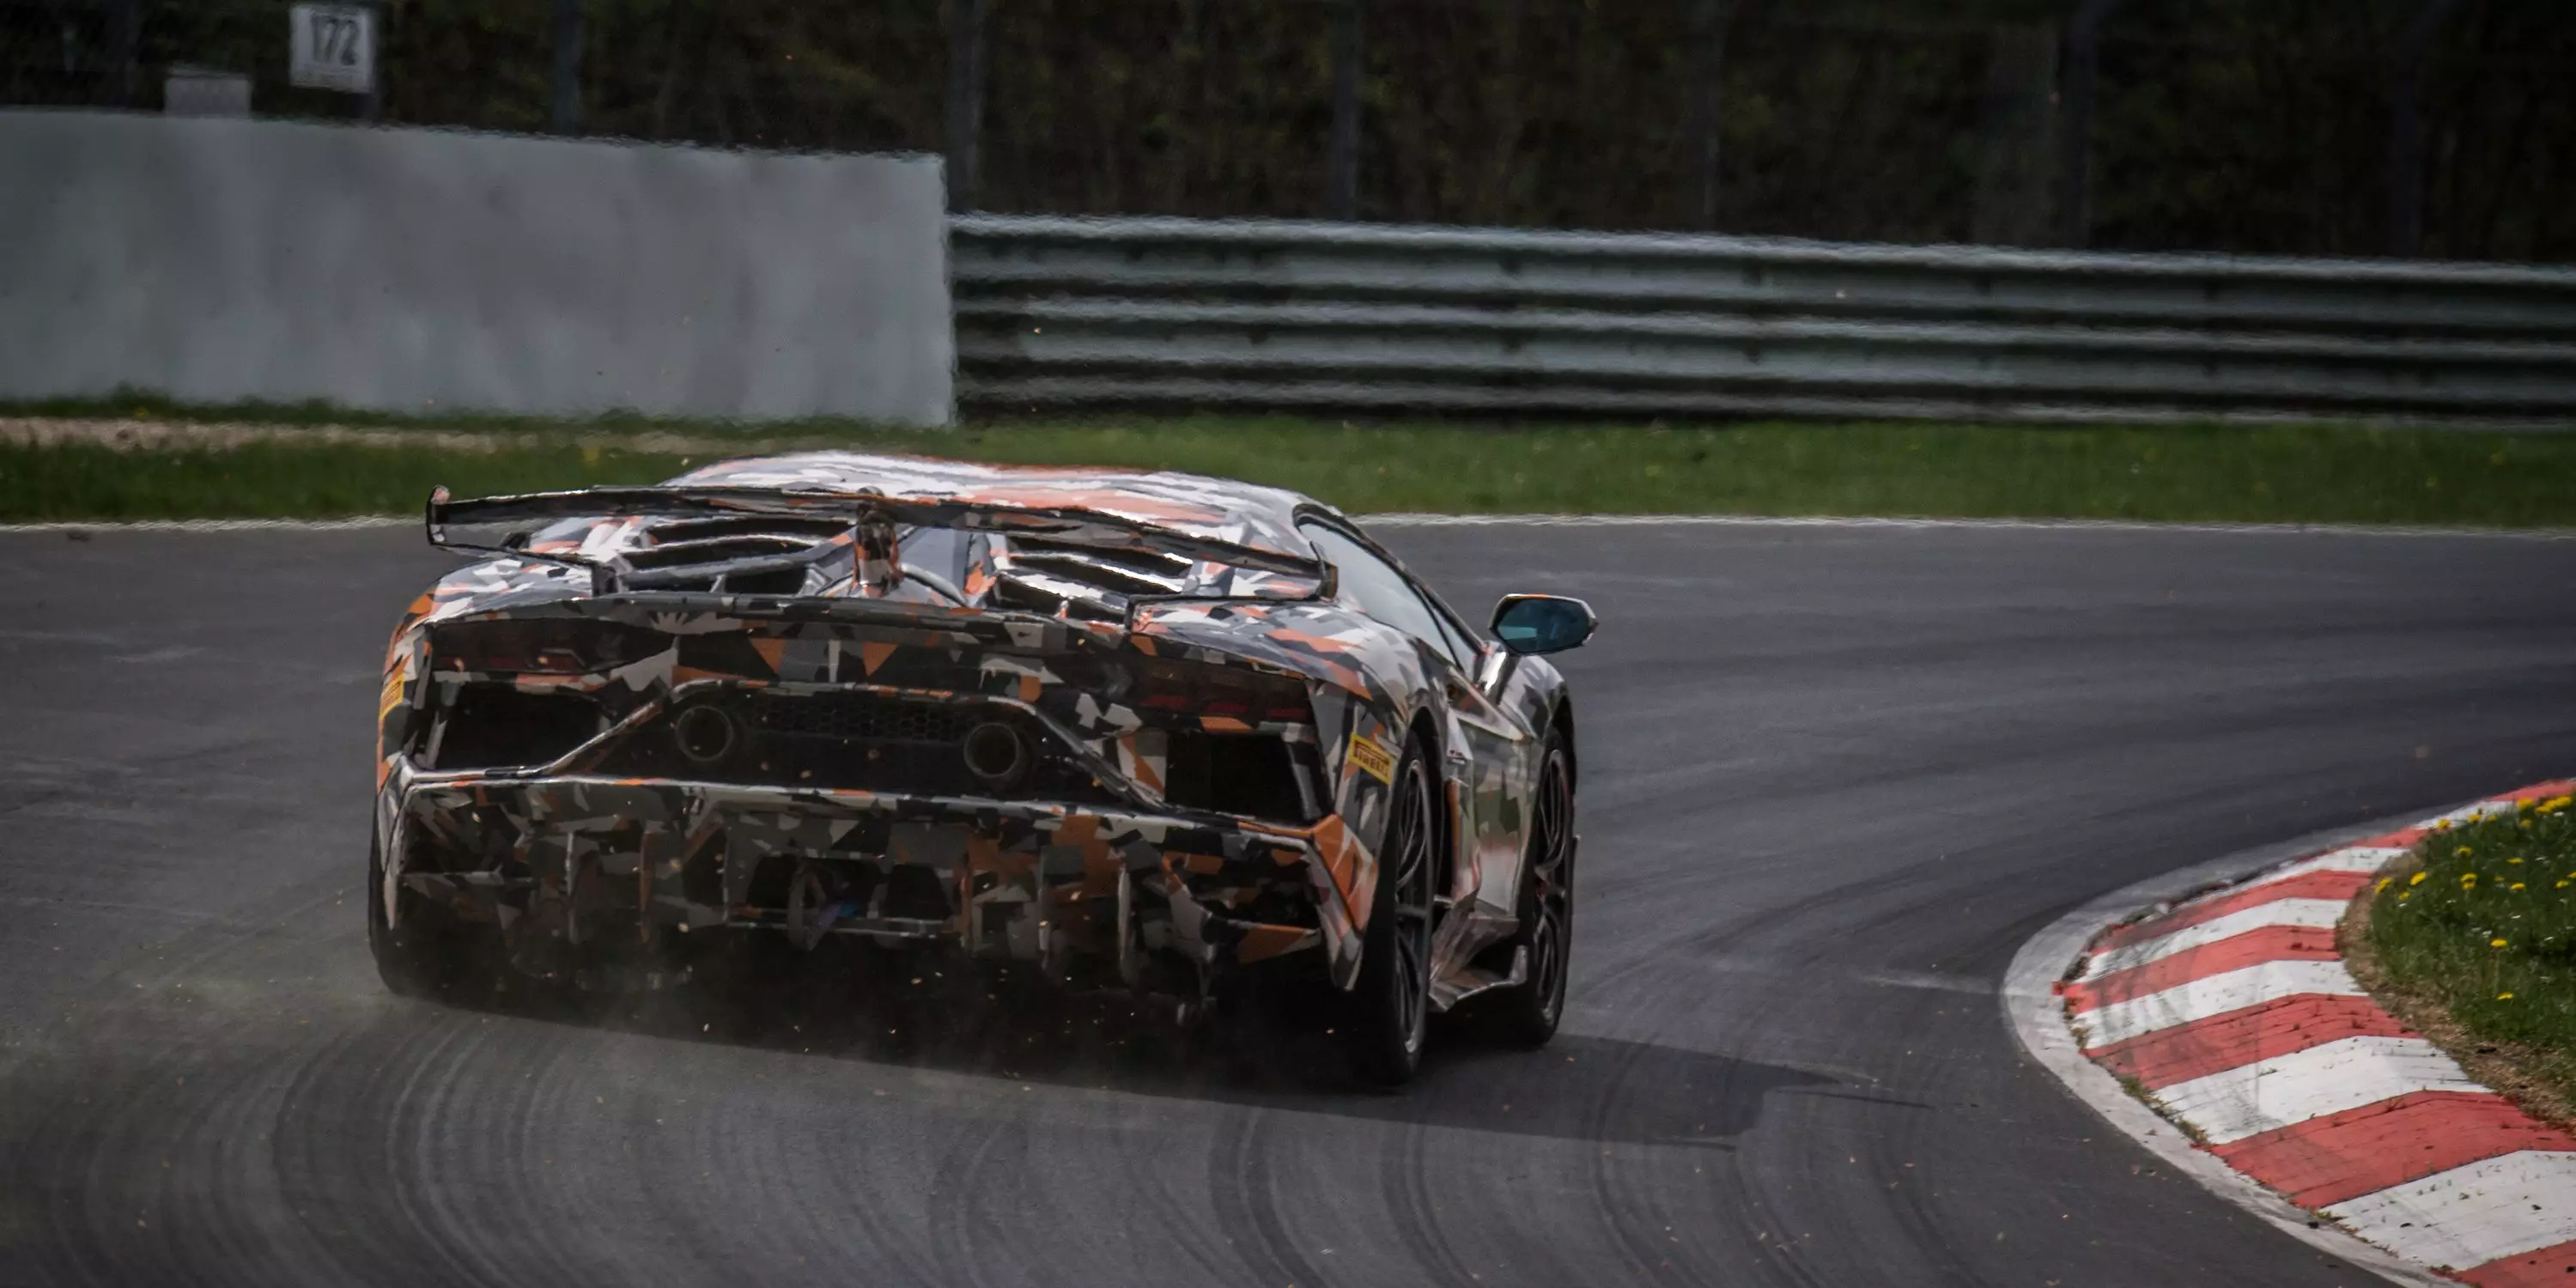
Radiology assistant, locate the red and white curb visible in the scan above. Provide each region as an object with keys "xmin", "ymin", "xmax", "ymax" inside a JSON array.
[{"xmin": 2008, "ymin": 781, "xmax": 2576, "ymax": 1287}]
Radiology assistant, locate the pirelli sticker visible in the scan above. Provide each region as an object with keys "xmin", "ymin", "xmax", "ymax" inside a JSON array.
[{"xmin": 1346, "ymin": 729, "xmax": 1395, "ymax": 784}]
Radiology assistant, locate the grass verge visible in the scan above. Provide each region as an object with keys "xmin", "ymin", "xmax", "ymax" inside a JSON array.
[
  {"xmin": 4, "ymin": 398, "xmax": 2576, "ymax": 524},
  {"xmin": 2361, "ymin": 792, "xmax": 2576, "ymax": 1124}
]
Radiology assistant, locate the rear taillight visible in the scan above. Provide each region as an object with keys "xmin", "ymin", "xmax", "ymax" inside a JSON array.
[{"xmin": 1133, "ymin": 662, "xmax": 1314, "ymax": 726}]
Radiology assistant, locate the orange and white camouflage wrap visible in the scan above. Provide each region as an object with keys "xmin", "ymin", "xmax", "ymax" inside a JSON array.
[{"xmin": 376, "ymin": 452, "xmax": 1577, "ymax": 1010}]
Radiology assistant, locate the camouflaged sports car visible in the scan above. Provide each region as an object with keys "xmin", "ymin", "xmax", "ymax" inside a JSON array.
[{"xmin": 368, "ymin": 453, "xmax": 1593, "ymax": 1084}]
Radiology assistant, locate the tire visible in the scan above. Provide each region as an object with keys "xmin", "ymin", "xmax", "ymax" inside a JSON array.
[
  {"xmin": 365, "ymin": 832, "xmax": 498, "ymax": 999},
  {"xmin": 1339, "ymin": 738, "xmax": 1437, "ymax": 1088},
  {"xmin": 1479, "ymin": 732, "xmax": 1575, "ymax": 1048}
]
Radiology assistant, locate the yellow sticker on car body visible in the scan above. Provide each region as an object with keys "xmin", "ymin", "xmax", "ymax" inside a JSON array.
[{"xmin": 1346, "ymin": 730, "xmax": 1395, "ymax": 784}]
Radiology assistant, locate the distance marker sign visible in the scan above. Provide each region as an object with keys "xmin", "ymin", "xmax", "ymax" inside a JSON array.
[{"xmin": 289, "ymin": 4, "xmax": 375, "ymax": 96}]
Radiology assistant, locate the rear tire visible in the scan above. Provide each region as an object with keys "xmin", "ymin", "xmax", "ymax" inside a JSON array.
[
  {"xmin": 1339, "ymin": 741, "xmax": 1437, "ymax": 1088},
  {"xmin": 1479, "ymin": 733, "xmax": 1575, "ymax": 1048},
  {"xmin": 366, "ymin": 833, "xmax": 499, "ymax": 999}
]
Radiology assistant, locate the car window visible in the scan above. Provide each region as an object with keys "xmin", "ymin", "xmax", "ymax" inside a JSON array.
[
  {"xmin": 1302, "ymin": 523, "xmax": 1468, "ymax": 670},
  {"xmin": 1423, "ymin": 592, "xmax": 1481, "ymax": 663}
]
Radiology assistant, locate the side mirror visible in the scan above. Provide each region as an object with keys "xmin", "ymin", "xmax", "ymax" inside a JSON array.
[{"xmin": 1490, "ymin": 594, "xmax": 1596, "ymax": 655}]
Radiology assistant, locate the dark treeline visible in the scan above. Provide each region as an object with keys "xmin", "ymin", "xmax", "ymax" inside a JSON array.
[{"xmin": 6, "ymin": 0, "xmax": 2573, "ymax": 261}]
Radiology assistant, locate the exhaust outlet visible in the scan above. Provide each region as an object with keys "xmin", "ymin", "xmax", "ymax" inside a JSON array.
[
  {"xmin": 961, "ymin": 720, "xmax": 1028, "ymax": 789},
  {"xmin": 672, "ymin": 703, "xmax": 740, "ymax": 766}
]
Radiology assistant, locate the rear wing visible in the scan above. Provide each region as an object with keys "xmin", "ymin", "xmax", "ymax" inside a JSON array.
[{"xmin": 424, "ymin": 483, "xmax": 1323, "ymax": 595}]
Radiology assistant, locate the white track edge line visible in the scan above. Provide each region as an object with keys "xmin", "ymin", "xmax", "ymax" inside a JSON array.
[{"xmin": 2002, "ymin": 809, "xmax": 2459, "ymax": 1288}]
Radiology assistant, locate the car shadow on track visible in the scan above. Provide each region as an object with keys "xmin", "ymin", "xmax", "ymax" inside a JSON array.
[{"xmin": 426, "ymin": 945, "xmax": 1844, "ymax": 1151}]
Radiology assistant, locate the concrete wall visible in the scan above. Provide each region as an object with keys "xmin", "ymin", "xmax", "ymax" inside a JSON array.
[{"xmin": 0, "ymin": 112, "xmax": 952, "ymax": 425}]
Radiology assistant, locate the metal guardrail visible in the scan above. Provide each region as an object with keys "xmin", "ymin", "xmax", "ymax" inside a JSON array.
[{"xmin": 951, "ymin": 215, "xmax": 2576, "ymax": 428}]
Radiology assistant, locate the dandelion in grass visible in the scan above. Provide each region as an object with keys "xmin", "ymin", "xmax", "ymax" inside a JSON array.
[
  {"xmin": 2458, "ymin": 846, "xmax": 2476, "ymax": 858},
  {"xmin": 2512, "ymin": 883, "xmax": 2527, "ymax": 891},
  {"xmin": 2492, "ymin": 938, "xmax": 2510, "ymax": 948},
  {"xmin": 2500, "ymin": 993, "xmax": 2516, "ymax": 1001},
  {"xmin": 2411, "ymin": 872, "xmax": 2429, "ymax": 886}
]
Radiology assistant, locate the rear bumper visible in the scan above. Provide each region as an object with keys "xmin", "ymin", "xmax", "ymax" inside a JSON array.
[{"xmin": 376, "ymin": 764, "xmax": 1374, "ymax": 990}]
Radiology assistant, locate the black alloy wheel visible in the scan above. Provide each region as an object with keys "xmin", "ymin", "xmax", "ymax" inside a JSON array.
[
  {"xmin": 1480, "ymin": 734, "xmax": 1574, "ymax": 1048},
  {"xmin": 1341, "ymin": 741, "xmax": 1437, "ymax": 1086}
]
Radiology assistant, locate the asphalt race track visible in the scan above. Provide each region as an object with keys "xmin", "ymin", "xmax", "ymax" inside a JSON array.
[{"xmin": 4, "ymin": 521, "xmax": 2573, "ymax": 1288}]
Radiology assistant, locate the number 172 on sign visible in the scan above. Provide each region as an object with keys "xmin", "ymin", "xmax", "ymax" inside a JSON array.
[{"xmin": 289, "ymin": 3, "xmax": 376, "ymax": 96}]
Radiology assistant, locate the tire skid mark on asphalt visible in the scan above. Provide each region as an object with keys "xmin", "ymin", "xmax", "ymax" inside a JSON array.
[
  {"xmin": 1101, "ymin": 1095, "xmax": 1242, "ymax": 1286},
  {"xmin": 3, "ymin": 899, "xmax": 416, "ymax": 1283},
  {"xmin": 382, "ymin": 1018, "xmax": 532, "ymax": 1288},
  {"xmin": 924, "ymin": 1102, "xmax": 1029, "ymax": 1288},
  {"xmin": 1204, "ymin": 1103, "xmax": 1331, "ymax": 1288},
  {"xmin": 1375, "ymin": 1097, "xmax": 1487, "ymax": 1287},
  {"xmin": 1575, "ymin": 1026, "xmax": 1710, "ymax": 1288}
]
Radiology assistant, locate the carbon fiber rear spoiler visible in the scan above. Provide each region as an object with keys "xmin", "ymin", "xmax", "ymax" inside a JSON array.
[{"xmin": 423, "ymin": 483, "xmax": 1322, "ymax": 580}]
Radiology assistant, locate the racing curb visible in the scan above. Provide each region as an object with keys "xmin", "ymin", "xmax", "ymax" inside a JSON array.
[{"xmin": 2008, "ymin": 781, "xmax": 2576, "ymax": 1286}]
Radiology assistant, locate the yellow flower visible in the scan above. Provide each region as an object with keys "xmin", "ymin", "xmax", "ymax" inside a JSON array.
[
  {"xmin": 2457, "ymin": 846, "xmax": 2476, "ymax": 858},
  {"xmin": 2410, "ymin": 872, "xmax": 2429, "ymax": 886},
  {"xmin": 2512, "ymin": 883, "xmax": 2527, "ymax": 890},
  {"xmin": 2492, "ymin": 937, "xmax": 2510, "ymax": 947},
  {"xmin": 2398, "ymin": 892, "xmax": 2412, "ymax": 901},
  {"xmin": 2462, "ymin": 873, "xmax": 2479, "ymax": 887},
  {"xmin": 2509, "ymin": 857, "xmax": 2525, "ymax": 865},
  {"xmin": 2499, "ymin": 992, "xmax": 2516, "ymax": 1000},
  {"xmin": 2377, "ymin": 877, "xmax": 2395, "ymax": 893}
]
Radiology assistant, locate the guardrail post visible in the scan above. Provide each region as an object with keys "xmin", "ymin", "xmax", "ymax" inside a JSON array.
[
  {"xmin": 550, "ymin": 0, "xmax": 583, "ymax": 133},
  {"xmin": 1326, "ymin": 0, "xmax": 1364, "ymax": 221},
  {"xmin": 1683, "ymin": 0, "xmax": 1727, "ymax": 229},
  {"xmin": 2388, "ymin": 0, "xmax": 2463, "ymax": 258},
  {"xmin": 946, "ymin": 0, "xmax": 987, "ymax": 211},
  {"xmin": 2053, "ymin": 0, "xmax": 2118, "ymax": 249}
]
